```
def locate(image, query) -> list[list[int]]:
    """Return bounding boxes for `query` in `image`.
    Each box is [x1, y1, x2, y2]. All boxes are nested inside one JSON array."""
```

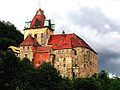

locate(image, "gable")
[[20, 35, 38, 46]]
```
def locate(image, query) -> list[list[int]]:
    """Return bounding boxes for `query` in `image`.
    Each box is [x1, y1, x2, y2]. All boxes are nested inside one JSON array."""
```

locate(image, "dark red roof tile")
[[48, 33, 96, 53], [20, 35, 38, 46]]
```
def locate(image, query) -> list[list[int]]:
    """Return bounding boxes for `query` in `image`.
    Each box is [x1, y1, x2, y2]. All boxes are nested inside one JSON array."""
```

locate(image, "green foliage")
[[39, 62, 62, 83], [1, 52, 120, 90], [0, 20, 23, 51], [73, 78, 101, 90], [57, 77, 74, 90], [30, 62, 62, 90]]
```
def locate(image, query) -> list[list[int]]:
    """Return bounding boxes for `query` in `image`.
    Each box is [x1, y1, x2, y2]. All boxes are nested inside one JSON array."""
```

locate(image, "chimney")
[[62, 30, 65, 37]]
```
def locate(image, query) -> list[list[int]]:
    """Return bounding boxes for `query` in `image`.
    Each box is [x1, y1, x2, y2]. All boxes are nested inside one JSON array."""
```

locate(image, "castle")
[[19, 8, 98, 78]]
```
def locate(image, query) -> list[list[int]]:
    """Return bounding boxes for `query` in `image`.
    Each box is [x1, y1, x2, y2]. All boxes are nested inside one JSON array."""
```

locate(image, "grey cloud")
[[98, 49, 120, 75], [64, 6, 120, 75], [68, 7, 120, 33]]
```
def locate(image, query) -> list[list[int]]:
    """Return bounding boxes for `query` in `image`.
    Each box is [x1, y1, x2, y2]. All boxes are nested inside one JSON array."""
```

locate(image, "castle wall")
[[53, 47, 98, 78], [72, 47, 98, 78], [53, 49, 73, 78]]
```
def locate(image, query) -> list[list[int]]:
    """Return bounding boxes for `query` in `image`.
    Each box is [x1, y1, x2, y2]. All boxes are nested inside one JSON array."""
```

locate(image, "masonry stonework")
[[20, 46, 33, 62], [52, 47, 98, 78]]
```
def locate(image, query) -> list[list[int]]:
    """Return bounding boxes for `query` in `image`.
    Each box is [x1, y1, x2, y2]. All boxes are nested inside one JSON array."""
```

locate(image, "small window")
[[54, 44, 57, 46], [75, 63, 77, 67], [74, 50, 77, 55], [27, 47, 29, 50], [58, 51, 60, 54], [72, 49, 77, 55], [25, 54, 27, 57], [62, 50, 64, 53], [38, 61, 40, 64], [23, 47, 25, 50], [57, 58, 59, 61], [84, 64, 86, 68], [34, 34, 37, 38], [63, 58, 66, 61], [35, 19, 40, 27], [41, 33, 44, 38], [63, 43, 67, 46], [63, 64, 66, 67]]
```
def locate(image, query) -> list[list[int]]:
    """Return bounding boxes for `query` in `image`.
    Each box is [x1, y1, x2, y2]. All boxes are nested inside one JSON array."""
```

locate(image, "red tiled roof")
[[30, 9, 46, 28], [48, 33, 96, 53], [20, 35, 38, 46], [36, 46, 51, 53]]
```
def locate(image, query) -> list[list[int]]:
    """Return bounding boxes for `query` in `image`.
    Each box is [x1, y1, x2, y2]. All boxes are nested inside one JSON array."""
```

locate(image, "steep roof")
[[30, 9, 46, 28], [36, 46, 51, 53], [20, 35, 38, 46], [48, 33, 96, 53]]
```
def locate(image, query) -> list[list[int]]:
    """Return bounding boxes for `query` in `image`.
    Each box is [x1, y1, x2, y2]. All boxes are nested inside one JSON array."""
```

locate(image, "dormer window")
[[54, 44, 57, 46], [34, 19, 40, 27]]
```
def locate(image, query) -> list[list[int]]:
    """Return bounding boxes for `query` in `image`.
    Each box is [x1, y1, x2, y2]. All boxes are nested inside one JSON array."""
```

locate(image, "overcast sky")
[[0, 0, 120, 76]]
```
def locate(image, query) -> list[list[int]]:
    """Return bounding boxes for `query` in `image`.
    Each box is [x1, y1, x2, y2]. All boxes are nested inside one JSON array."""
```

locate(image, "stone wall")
[[53, 49, 73, 78], [53, 47, 98, 78], [20, 46, 33, 62], [24, 27, 54, 45], [72, 47, 98, 78]]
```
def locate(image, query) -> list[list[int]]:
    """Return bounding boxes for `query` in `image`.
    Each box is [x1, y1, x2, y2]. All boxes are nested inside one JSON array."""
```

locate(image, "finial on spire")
[[39, 3, 41, 9]]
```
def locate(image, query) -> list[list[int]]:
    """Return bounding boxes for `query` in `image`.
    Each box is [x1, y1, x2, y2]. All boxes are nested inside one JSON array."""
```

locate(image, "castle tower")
[[20, 8, 54, 63], [24, 8, 54, 46]]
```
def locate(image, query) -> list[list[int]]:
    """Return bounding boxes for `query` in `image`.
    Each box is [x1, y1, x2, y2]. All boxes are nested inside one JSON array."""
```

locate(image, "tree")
[[73, 78, 101, 90], [0, 20, 23, 51], [30, 62, 62, 90], [98, 70, 110, 90], [108, 77, 120, 90], [57, 77, 74, 90]]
